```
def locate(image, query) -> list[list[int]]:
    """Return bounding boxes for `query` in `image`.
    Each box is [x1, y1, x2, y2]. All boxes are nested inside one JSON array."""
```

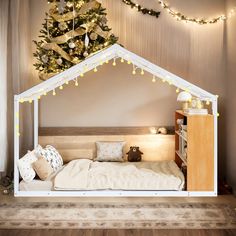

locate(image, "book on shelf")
[[184, 108, 208, 115]]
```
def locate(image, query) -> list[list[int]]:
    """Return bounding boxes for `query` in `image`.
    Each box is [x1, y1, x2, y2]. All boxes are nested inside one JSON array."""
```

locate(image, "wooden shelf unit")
[[175, 110, 214, 191]]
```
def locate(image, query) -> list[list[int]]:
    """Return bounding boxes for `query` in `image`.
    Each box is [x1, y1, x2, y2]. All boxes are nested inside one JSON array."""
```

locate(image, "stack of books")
[[184, 108, 208, 115]]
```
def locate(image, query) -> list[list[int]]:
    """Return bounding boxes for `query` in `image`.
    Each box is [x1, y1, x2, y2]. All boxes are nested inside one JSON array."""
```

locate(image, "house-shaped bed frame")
[[14, 44, 218, 197]]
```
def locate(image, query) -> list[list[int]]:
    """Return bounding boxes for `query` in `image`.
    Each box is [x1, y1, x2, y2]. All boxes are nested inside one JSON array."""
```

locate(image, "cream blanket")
[[54, 160, 185, 191]]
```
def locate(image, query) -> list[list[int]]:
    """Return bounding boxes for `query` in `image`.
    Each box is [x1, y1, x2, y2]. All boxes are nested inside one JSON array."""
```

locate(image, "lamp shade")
[[177, 91, 192, 102]]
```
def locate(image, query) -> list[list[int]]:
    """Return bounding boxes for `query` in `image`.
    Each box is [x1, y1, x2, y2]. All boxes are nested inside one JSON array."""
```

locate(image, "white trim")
[[34, 99, 38, 148], [14, 97, 19, 195]]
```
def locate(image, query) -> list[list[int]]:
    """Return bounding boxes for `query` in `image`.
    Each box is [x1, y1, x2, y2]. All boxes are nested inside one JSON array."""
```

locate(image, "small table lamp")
[[177, 91, 192, 110]]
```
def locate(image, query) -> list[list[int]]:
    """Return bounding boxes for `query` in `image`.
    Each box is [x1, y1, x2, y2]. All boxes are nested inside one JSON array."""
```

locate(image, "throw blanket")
[[54, 160, 185, 191]]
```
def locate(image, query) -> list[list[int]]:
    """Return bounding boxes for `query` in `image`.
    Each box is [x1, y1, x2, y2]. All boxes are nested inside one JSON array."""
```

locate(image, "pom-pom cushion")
[[32, 156, 54, 181], [95, 141, 125, 162], [17, 150, 38, 182]]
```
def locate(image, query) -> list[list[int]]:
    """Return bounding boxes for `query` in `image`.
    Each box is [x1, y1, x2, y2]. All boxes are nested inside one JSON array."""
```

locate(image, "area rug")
[[0, 202, 235, 229]]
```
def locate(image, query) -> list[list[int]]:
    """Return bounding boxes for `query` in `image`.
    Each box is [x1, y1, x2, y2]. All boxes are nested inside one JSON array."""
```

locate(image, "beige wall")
[[226, 0, 236, 191], [30, 1, 231, 179]]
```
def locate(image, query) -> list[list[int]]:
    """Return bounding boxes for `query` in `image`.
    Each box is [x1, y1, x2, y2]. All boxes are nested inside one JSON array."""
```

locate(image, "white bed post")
[[34, 99, 39, 148], [14, 96, 20, 196], [212, 98, 218, 196]]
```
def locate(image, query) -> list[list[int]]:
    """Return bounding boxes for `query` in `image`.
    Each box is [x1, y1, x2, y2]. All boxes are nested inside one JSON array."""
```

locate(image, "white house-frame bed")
[[14, 44, 218, 197]]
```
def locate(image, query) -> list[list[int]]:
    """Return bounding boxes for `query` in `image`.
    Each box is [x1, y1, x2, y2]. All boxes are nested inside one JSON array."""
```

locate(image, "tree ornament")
[[41, 55, 48, 63], [90, 32, 98, 40], [58, 0, 66, 14], [58, 22, 68, 31], [85, 33, 89, 48], [56, 58, 63, 65], [83, 51, 89, 57], [69, 41, 76, 48], [66, 1, 74, 8]]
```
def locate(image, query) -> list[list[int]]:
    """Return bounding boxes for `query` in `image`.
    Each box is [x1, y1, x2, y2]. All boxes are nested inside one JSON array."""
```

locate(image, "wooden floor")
[[0, 229, 236, 236]]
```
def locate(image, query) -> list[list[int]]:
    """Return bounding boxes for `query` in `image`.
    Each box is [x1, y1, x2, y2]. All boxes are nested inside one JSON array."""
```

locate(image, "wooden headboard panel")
[[39, 127, 175, 162]]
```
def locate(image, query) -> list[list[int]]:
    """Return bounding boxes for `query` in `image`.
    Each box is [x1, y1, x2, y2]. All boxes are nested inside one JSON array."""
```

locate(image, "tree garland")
[[122, 0, 160, 18], [157, 0, 227, 25]]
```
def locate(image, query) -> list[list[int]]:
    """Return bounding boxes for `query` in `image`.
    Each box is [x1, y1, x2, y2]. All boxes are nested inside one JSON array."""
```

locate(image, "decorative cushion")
[[58, 149, 94, 163], [32, 156, 54, 181], [95, 141, 125, 162], [17, 150, 38, 182], [36, 145, 63, 171]]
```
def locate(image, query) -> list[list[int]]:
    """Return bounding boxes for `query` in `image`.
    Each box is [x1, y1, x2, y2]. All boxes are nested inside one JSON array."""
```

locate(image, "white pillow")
[[95, 141, 125, 162], [36, 145, 63, 171], [17, 150, 38, 182]]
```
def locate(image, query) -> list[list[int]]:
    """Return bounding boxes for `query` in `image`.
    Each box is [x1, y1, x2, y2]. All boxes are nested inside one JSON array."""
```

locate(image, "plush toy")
[[126, 146, 143, 162]]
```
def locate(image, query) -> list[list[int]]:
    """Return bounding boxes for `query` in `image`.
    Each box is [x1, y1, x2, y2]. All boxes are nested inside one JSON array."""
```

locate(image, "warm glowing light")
[[132, 70, 136, 75], [94, 67, 98, 72], [75, 80, 79, 86], [168, 81, 172, 85], [59, 85, 63, 90], [176, 88, 180, 93], [206, 100, 210, 105], [38, 95, 41, 100], [162, 79, 166, 83], [17, 132, 20, 136], [80, 73, 84, 77], [100, 61, 104, 66], [65, 80, 69, 85], [141, 69, 144, 75], [217, 113, 220, 117], [53, 89, 56, 96], [19, 98, 24, 103], [120, 58, 124, 63], [152, 77, 156, 83], [105, 60, 109, 64], [43, 91, 47, 96], [29, 99, 32, 103], [127, 61, 131, 65], [112, 60, 116, 66]]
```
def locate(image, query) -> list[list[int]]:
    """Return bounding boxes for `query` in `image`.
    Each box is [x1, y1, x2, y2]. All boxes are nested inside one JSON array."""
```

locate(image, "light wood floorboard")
[[0, 229, 236, 236]]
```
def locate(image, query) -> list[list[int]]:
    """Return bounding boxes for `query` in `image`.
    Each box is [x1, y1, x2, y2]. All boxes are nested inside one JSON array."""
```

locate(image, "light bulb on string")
[[75, 79, 79, 87], [59, 85, 63, 90], [94, 67, 98, 72], [127, 61, 131, 65], [105, 60, 109, 64], [176, 88, 180, 93], [80, 73, 84, 77], [43, 91, 47, 96], [120, 58, 124, 63], [206, 100, 210, 105], [100, 61, 104, 66], [112, 59, 116, 66], [162, 79, 166, 83], [65, 80, 69, 85], [141, 69, 144, 75], [29, 99, 32, 103], [132, 65, 136, 75], [152, 75, 156, 83], [53, 89, 56, 96], [38, 95, 41, 100], [19, 98, 24, 103]]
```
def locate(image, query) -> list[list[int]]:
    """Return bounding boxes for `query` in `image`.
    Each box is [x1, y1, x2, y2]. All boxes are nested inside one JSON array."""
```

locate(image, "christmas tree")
[[33, 0, 118, 80]]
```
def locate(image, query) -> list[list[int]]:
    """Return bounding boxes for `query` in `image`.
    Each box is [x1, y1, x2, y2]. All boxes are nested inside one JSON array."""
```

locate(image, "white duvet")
[[54, 159, 185, 191]]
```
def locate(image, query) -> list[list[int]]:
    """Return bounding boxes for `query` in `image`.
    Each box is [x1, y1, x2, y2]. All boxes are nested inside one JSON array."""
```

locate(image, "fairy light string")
[[157, 0, 236, 25]]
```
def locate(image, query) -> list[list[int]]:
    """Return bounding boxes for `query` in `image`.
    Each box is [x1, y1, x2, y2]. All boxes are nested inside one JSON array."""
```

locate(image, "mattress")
[[20, 160, 185, 191]]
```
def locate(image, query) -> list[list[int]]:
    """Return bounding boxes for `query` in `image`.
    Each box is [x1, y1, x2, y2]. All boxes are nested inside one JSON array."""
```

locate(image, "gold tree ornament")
[[33, 0, 118, 80]]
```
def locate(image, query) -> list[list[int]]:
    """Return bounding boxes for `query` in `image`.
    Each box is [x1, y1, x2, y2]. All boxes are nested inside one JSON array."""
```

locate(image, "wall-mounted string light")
[[157, 0, 236, 25], [122, 0, 161, 18]]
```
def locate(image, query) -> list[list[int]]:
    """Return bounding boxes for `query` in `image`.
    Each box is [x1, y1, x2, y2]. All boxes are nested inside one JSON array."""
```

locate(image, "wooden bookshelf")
[[175, 110, 214, 191]]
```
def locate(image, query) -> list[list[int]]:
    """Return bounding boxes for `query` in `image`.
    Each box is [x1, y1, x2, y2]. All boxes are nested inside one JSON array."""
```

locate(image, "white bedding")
[[54, 160, 185, 191]]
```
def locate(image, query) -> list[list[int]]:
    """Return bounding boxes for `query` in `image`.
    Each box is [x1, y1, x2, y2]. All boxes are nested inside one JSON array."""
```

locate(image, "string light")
[[176, 88, 180, 93], [127, 61, 131, 65], [43, 91, 47, 96], [100, 61, 104, 66], [206, 100, 210, 105], [38, 95, 41, 100], [157, 0, 235, 25], [112, 59, 116, 66], [162, 79, 166, 83], [53, 89, 56, 96], [132, 65, 136, 75], [19, 98, 24, 103], [152, 76, 156, 83], [75, 78, 79, 86], [105, 60, 109, 64], [141, 69, 144, 75], [122, 0, 160, 18], [94, 67, 98, 72], [217, 113, 220, 117], [65, 80, 69, 85], [59, 85, 63, 90], [80, 73, 84, 77], [120, 58, 124, 63], [29, 99, 32, 103]]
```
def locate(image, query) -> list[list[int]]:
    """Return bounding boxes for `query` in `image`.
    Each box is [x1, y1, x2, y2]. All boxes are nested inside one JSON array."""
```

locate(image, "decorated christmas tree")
[[33, 0, 118, 80]]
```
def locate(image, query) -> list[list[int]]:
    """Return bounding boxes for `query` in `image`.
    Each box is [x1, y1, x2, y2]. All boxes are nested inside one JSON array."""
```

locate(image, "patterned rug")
[[0, 202, 236, 229]]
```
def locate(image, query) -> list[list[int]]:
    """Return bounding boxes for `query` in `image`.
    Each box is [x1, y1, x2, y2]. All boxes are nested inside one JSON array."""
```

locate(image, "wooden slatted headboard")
[[39, 127, 175, 162]]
